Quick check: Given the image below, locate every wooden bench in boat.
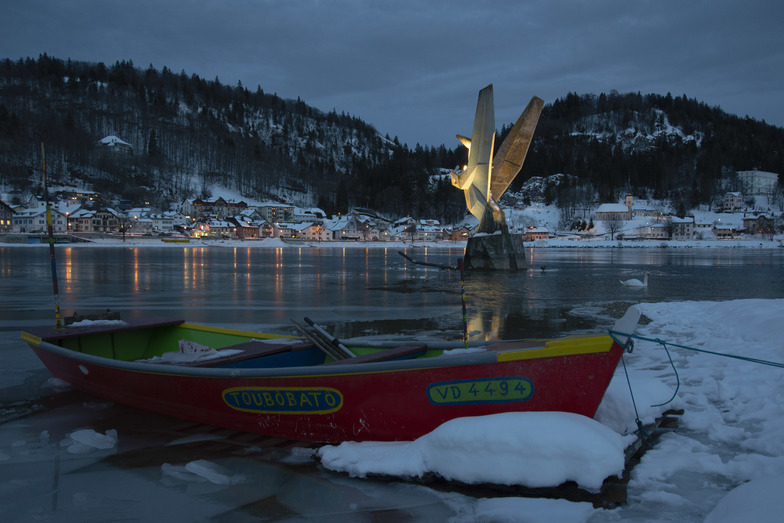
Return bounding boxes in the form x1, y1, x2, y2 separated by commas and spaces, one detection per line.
26, 318, 185, 343
323, 344, 427, 365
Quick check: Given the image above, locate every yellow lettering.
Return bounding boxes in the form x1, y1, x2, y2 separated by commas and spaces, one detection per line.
325, 393, 336, 407
300, 393, 313, 407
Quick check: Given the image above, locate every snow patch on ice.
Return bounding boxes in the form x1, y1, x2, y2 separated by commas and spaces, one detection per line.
66, 429, 118, 454
161, 459, 246, 485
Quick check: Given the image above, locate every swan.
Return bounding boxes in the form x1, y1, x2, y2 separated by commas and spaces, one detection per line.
620, 272, 649, 288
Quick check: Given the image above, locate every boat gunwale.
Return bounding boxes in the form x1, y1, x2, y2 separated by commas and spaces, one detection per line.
24, 332, 617, 379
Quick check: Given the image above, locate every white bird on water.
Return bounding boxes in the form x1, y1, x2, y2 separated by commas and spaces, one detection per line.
620, 272, 649, 288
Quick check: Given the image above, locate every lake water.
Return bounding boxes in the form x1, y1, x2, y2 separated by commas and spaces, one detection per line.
1, 244, 783, 521
2, 245, 783, 340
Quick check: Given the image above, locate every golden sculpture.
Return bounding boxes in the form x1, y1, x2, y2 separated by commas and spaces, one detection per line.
451, 85, 543, 234
451, 85, 543, 270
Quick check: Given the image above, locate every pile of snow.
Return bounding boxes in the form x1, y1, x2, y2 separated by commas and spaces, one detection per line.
138, 339, 244, 364
67, 319, 128, 328
703, 475, 784, 523
319, 412, 631, 491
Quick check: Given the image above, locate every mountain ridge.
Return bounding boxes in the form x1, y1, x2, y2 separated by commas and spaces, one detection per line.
1, 55, 781, 222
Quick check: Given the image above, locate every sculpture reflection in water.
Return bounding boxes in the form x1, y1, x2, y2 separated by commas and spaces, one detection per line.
450, 85, 543, 271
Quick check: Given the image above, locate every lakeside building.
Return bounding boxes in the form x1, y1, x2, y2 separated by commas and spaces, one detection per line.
67, 208, 122, 233
191, 219, 235, 238
723, 192, 744, 212
743, 214, 774, 236
257, 203, 295, 223
231, 216, 261, 239
68, 208, 96, 232
97, 135, 133, 156
671, 217, 695, 241
273, 221, 312, 239
647, 223, 668, 239
0, 200, 14, 233
596, 195, 635, 221
181, 197, 249, 219
59, 190, 100, 205
11, 208, 67, 233
451, 225, 472, 242
737, 170, 779, 196
713, 225, 737, 239
293, 207, 327, 222
523, 227, 550, 241
596, 203, 630, 221
324, 215, 372, 241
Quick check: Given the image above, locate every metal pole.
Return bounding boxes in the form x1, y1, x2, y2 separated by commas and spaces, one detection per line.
458, 258, 468, 348
41, 142, 62, 328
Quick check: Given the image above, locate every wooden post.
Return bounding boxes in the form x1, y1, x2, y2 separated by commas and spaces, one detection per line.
41, 142, 62, 328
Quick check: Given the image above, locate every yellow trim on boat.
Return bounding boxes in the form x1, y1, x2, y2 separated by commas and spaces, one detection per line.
20, 332, 42, 346
178, 323, 299, 340
496, 334, 613, 362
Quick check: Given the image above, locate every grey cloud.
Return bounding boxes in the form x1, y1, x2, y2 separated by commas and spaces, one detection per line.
1, 0, 782, 145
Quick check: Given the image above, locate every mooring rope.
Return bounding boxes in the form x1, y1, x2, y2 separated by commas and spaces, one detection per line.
609, 330, 784, 369
608, 328, 784, 442
620, 353, 653, 443
649, 339, 680, 408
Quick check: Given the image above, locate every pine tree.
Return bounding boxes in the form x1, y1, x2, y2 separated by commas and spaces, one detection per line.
148, 129, 159, 157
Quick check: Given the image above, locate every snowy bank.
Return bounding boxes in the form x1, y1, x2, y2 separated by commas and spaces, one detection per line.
314, 298, 784, 521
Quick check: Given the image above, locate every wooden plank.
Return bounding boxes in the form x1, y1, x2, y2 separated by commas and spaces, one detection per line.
26, 317, 184, 342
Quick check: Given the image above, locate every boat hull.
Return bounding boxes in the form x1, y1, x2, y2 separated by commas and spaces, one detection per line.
26, 329, 626, 442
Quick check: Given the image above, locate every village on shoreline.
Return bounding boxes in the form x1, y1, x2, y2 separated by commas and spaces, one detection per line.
1, 234, 782, 250
2, 169, 781, 249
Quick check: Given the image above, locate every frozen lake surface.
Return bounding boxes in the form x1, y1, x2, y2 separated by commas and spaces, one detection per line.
1, 245, 783, 521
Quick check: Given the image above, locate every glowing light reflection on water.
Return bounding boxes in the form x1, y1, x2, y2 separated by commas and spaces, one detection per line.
0, 246, 782, 340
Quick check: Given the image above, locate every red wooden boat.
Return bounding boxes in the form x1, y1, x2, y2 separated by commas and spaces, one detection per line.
21, 308, 639, 442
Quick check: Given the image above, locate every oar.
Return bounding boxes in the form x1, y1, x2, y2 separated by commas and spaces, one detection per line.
289, 319, 344, 361
304, 317, 355, 358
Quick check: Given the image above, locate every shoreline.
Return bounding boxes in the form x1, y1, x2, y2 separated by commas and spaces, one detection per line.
1, 236, 782, 249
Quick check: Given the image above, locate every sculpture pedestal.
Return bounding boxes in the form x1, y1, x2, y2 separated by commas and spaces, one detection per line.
463, 231, 526, 271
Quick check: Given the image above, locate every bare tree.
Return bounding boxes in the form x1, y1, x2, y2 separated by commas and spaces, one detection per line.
604, 215, 624, 240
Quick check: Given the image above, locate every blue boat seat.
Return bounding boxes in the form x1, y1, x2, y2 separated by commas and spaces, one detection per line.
324, 344, 427, 365
183, 339, 316, 367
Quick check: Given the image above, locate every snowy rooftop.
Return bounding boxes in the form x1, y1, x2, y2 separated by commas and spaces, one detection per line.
98, 135, 132, 147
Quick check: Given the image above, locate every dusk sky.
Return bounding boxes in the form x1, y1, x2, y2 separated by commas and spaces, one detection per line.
2, 0, 782, 147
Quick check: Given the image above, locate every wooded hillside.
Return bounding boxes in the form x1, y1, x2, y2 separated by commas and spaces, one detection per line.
1, 55, 781, 221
